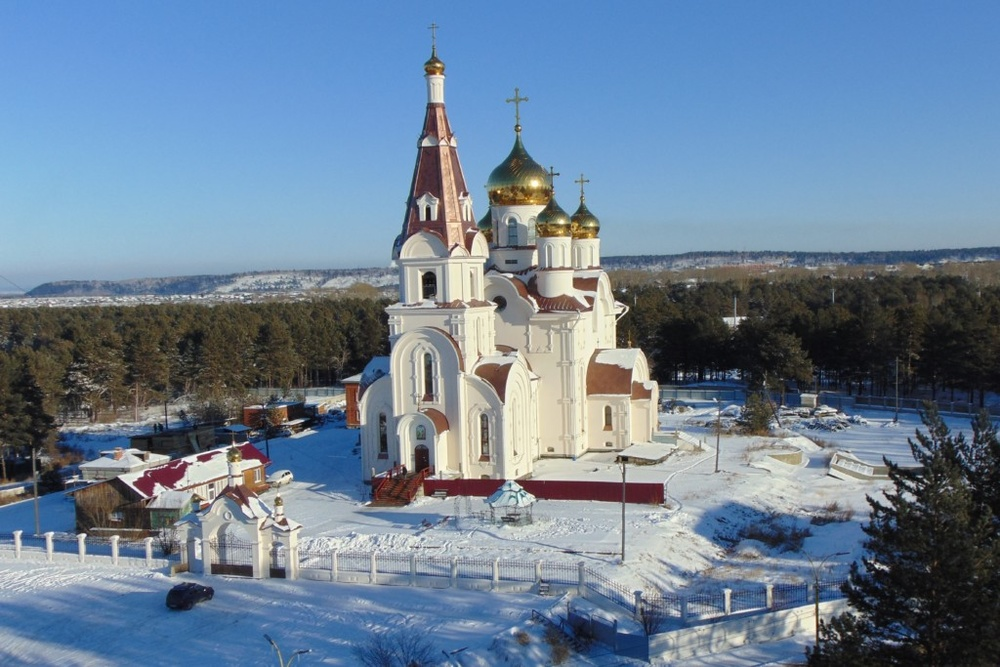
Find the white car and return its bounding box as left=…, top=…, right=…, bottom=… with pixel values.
left=267, top=469, right=293, bottom=487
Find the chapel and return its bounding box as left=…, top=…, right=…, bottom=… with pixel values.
left=355, top=43, right=658, bottom=483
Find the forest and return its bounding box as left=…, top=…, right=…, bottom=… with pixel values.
left=1, top=271, right=998, bottom=462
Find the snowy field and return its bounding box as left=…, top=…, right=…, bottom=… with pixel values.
left=0, top=401, right=981, bottom=666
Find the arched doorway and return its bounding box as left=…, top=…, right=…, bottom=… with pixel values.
left=414, top=445, right=430, bottom=473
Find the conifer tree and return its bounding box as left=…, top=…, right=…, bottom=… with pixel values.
left=809, top=409, right=1000, bottom=666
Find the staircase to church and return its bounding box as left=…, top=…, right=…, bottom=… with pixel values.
left=371, top=468, right=432, bottom=507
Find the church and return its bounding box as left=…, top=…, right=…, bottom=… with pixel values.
left=354, top=43, right=658, bottom=483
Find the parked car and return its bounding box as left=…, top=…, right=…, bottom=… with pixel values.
left=267, top=469, right=294, bottom=487
left=166, top=582, right=214, bottom=610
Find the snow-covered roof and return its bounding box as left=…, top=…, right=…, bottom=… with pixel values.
left=116, top=443, right=269, bottom=499
left=484, top=480, right=536, bottom=508
left=79, top=448, right=170, bottom=473
left=147, top=490, right=194, bottom=510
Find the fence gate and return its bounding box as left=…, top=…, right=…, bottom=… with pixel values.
left=269, top=543, right=286, bottom=579
left=208, top=534, right=254, bottom=577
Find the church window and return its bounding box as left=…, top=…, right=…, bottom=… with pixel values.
left=378, top=413, right=388, bottom=457
left=480, top=413, right=490, bottom=459
left=425, top=204, right=432, bottom=221
left=421, top=272, right=437, bottom=300
left=423, top=352, right=436, bottom=401
left=604, top=405, right=613, bottom=431
left=416, top=424, right=426, bottom=441
left=506, top=218, right=519, bottom=246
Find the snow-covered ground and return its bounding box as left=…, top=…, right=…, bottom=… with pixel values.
left=0, top=402, right=976, bottom=665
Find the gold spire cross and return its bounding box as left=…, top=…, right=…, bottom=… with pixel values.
left=428, top=23, right=439, bottom=52
left=549, top=166, right=560, bottom=189
left=506, top=87, right=528, bottom=130
left=575, top=173, right=590, bottom=200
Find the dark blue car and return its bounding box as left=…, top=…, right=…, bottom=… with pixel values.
left=166, top=582, right=214, bottom=610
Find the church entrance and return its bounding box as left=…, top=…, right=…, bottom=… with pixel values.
left=414, top=445, right=430, bottom=472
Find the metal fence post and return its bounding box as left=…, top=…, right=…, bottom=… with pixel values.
left=144, top=537, right=154, bottom=567
left=331, top=551, right=338, bottom=582
left=535, top=560, right=542, bottom=586
left=680, top=595, right=688, bottom=625
left=44, top=531, right=54, bottom=562
left=370, top=552, right=377, bottom=584
left=110, top=535, right=120, bottom=566
left=723, top=588, right=732, bottom=615
left=634, top=591, right=644, bottom=621
left=450, top=557, right=458, bottom=588
left=578, top=562, right=586, bottom=597
left=492, top=558, right=500, bottom=591
left=410, top=553, right=417, bottom=587
left=77, top=533, right=87, bottom=563
left=766, top=583, right=774, bottom=610
left=13, top=530, right=22, bottom=559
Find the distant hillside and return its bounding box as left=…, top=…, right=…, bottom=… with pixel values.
left=24, top=247, right=1000, bottom=298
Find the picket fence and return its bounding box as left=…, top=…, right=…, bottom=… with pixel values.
left=0, top=529, right=848, bottom=631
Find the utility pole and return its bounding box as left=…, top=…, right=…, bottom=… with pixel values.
left=32, top=448, right=41, bottom=535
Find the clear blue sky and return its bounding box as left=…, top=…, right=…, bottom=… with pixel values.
left=2, top=1, right=998, bottom=291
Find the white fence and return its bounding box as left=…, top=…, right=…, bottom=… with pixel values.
left=0, top=529, right=846, bottom=633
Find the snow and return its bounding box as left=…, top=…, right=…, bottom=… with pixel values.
left=0, top=401, right=981, bottom=665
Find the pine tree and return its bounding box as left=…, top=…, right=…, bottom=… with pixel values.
left=809, top=409, right=1000, bottom=666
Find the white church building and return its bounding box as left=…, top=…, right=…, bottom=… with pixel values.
left=356, top=44, right=658, bottom=483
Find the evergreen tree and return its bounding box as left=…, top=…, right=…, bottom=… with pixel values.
left=809, top=410, right=1000, bottom=666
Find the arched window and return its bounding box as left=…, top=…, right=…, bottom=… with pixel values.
left=378, top=413, right=388, bottom=455
left=604, top=405, right=613, bottom=431
left=480, top=413, right=490, bottom=459
left=416, top=424, right=426, bottom=441
left=506, top=218, right=519, bottom=246
left=423, top=353, right=435, bottom=401
left=421, top=272, right=437, bottom=300
left=424, top=204, right=432, bottom=221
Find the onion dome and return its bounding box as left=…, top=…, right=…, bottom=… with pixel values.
left=486, top=133, right=551, bottom=206
left=477, top=210, right=493, bottom=242
left=571, top=200, right=601, bottom=239
left=226, top=445, right=242, bottom=463
left=424, top=47, right=445, bottom=75
left=535, top=195, right=573, bottom=237
left=274, top=494, right=284, bottom=508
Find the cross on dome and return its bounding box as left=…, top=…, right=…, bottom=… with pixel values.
left=575, top=173, right=590, bottom=201
left=506, top=87, right=528, bottom=133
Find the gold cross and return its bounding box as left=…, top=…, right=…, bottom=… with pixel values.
left=428, top=23, right=438, bottom=52
left=549, top=166, right=560, bottom=190
left=506, top=87, right=528, bottom=129
left=575, top=173, right=590, bottom=200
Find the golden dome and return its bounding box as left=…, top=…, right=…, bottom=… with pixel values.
left=477, top=210, right=493, bottom=242
left=274, top=493, right=284, bottom=507
left=571, top=200, right=600, bottom=238
left=486, top=134, right=551, bottom=206
left=535, top=195, right=573, bottom=237
left=424, top=48, right=445, bottom=75
left=226, top=445, right=242, bottom=463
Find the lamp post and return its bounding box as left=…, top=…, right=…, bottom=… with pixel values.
left=618, top=455, right=628, bottom=563
left=714, top=399, right=722, bottom=474
left=264, top=634, right=311, bottom=666
left=807, top=551, right=849, bottom=652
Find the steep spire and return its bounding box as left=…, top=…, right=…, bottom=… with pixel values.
left=393, top=31, right=476, bottom=258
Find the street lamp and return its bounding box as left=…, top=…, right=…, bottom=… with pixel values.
left=713, top=399, right=722, bottom=474
left=807, top=551, right=849, bottom=652
left=32, top=447, right=41, bottom=535
left=264, top=634, right=311, bottom=666
left=617, top=455, right=628, bottom=563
